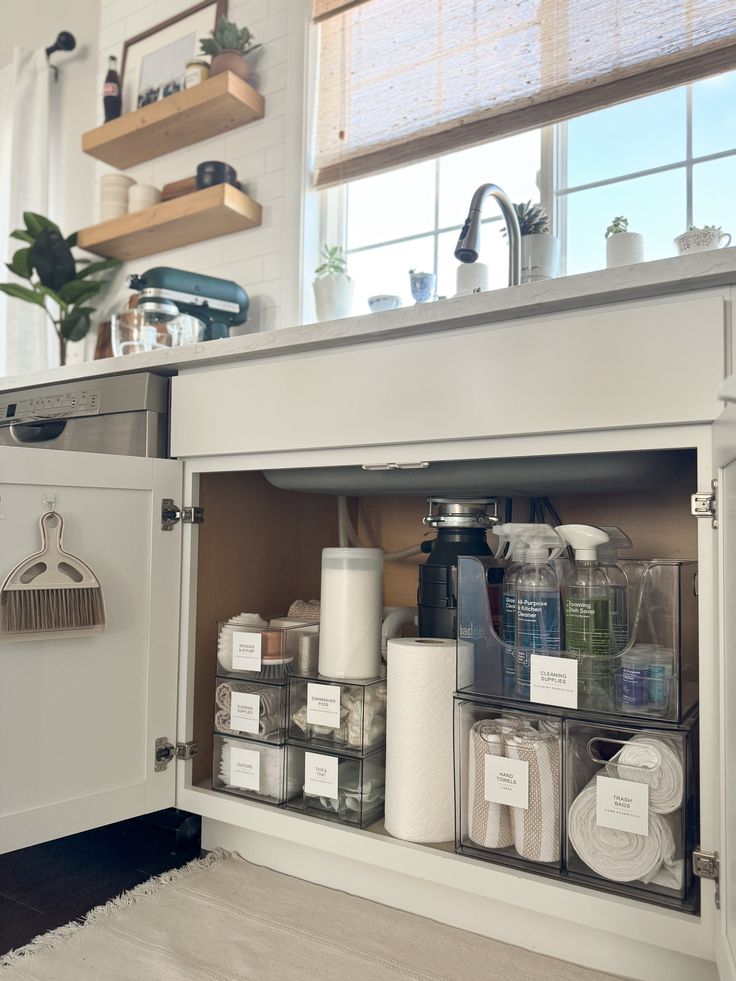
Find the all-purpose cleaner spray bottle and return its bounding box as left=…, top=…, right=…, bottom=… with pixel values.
left=514, top=526, right=565, bottom=699
left=598, top=526, right=633, bottom=654
left=556, top=524, right=613, bottom=703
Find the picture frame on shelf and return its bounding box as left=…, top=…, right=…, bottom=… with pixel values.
left=120, top=0, right=227, bottom=113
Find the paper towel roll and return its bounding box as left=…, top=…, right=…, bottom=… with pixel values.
left=385, top=637, right=456, bottom=843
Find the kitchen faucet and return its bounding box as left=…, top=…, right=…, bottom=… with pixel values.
left=455, top=184, right=521, bottom=287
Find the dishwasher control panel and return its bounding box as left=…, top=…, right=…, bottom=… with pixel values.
left=0, top=389, right=100, bottom=424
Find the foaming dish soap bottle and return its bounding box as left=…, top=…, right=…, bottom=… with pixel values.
left=514, top=526, right=565, bottom=700
left=556, top=525, right=613, bottom=704
left=598, top=526, right=633, bottom=654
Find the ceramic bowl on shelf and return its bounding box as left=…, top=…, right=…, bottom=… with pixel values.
left=368, top=294, right=401, bottom=313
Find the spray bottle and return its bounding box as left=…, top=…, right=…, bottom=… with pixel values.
left=493, top=524, right=528, bottom=697
left=514, top=526, right=565, bottom=699
left=597, top=526, right=633, bottom=654
left=555, top=524, right=613, bottom=702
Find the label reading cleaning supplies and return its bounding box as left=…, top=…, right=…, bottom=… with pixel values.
left=230, top=691, right=260, bottom=735
left=304, top=752, right=339, bottom=799
left=596, top=775, right=649, bottom=836
left=229, top=747, right=260, bottom=791
left=530, top=654, right=578, bottom=708
left=232, top=631, right=262, bottom=672
left=484, top=755, right=529, bottom=809
left=307, top=683, right=341, bottom=729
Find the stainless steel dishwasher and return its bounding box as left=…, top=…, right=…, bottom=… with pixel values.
left=0, top=373, right=169, bottom=457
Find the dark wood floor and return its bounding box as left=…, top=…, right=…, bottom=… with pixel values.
left=0, top=810, right=201, bottom=957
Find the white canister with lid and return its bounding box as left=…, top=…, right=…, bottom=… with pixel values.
left=318, top=547, right=383, bottom=680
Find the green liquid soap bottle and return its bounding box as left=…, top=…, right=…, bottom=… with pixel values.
left=598, top=526, right=633, bottom=655
left=556, top=524, right=614, bottom=705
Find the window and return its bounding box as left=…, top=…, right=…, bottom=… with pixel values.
left=322, top=70, right=736, bottom=309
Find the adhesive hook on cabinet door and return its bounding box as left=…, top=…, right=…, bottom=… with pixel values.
left=42, top=494, right=57, bottom=512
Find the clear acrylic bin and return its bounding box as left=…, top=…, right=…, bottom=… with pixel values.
left=454, top=698, right=563, bottom=874
left=214, top=677, right=288, bottom=743
left=212, top=734, right=301, bottom=805
left=564, top=717, right=698, bottom=911
left=216, top=617, right=319, bottom=681
left=285, top=745, right=386, bottom=827
left=288, top=673, right=387, bottom=754
left=457, top=556, right=698, bottom=722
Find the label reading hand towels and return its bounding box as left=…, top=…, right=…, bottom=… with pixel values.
left=307, top=683, right=341, bottom=728
left=484, top=755, right=529, bottom=809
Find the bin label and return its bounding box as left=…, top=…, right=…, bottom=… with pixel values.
left=231, top=692, right=260, bottom=735
left=232, top=631, right=262, bottom=671
left=596, top=775, right=649, bottom=836
left=307, top=683, right=341, bottom=729
left=484, top=755, right=529, bottom=809
left=530, top=654, right=578, bottom=708
left=304, top=752, right=338, bottom=800
left=230, top=747, right=260, bottom=791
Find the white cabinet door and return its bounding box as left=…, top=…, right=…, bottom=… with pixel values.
left=714, top=403, right=736, bottom=981
left=0, top=446, right=182, bottom=854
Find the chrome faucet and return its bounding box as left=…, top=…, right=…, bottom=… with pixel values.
left=455, top=183, right=521, bottom=287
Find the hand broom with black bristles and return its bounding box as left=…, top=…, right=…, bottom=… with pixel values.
left=0, top=510, right=105, bottom=634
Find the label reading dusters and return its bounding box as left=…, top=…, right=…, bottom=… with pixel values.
left=232, top=631, right=262, bottom=672
left=307, top=683, right=341, bottom=729
left=304, top=752, right=338, bottom=799
left=596, top=776, right=649, bottom=836
left=230, top=691, right=260, bottom=735
left=530, top=654, right=578, bottom=709
left=229, top=747, right=260, bottom=791
left=484, top=755, right=529, bottom=809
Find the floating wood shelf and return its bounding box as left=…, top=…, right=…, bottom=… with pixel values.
left=82, top=72, right=265, bottom=169
left=77, top=184, right=261, bottom=260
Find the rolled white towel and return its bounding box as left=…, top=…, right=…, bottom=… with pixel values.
left=568, top=777, right=678, bottom=884
left=606, top=734, right=683, bottom=814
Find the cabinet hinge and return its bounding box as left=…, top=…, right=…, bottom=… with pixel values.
left=691, top=479, right=718, bottom=528
left=154, top=737, right=199, bottom=771
left=161, top=498, right=205, bottom=531
left=693, top=847, right=720, bottom=908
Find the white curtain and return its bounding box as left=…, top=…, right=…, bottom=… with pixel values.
left=0, top=47, right=54, bottom=377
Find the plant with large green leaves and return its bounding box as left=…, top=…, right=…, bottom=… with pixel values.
left=0, top=212, right=120, bottom=366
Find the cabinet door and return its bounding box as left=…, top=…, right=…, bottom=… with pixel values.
left=0, top=446, right=182, bottom=854
left=714, top=403, right=736, bottom=981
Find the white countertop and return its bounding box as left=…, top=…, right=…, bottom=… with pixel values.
left=2, top=248, right=735, bottom=395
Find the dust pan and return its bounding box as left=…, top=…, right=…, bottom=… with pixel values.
left=0, top=510, right=106, bottom=634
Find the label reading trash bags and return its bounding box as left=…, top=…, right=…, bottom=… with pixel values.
left=596, top=775, right=649, bottom=836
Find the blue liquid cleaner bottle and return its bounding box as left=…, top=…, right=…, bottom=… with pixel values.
left=513, top=526, right=565, bottom=700
left=598, top=526, right=633, bottom=655
left=556, top=524, right=614, bottom=706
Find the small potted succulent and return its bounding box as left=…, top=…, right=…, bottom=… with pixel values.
left=605, top=216, right=644, bottom=268
left=200, top=16, right=261, bottom=82
left=313, top=244, right=354, bottom=321
left=501, top=202, right=559, bottom=282
left=674, top=224, right=732, bottom=254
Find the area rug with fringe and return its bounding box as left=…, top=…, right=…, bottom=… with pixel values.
left=0, top=849, right=626, bottom=981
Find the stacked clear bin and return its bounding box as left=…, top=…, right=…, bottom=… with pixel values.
left=286, top=672, right=387, bottom=828
left=453, top=555, right=700, bottom=911
left=212, top=616, right=318, bottom=806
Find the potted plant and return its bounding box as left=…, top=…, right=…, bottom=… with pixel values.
left=0, top=212, right=119, bottom=365
left=605, top=216, right=644, bottom=268
left=501, top=202, right=559, bottom=283
left=313, top=244, right=354, bottom=321
left=200, top=16, right=261, bottom=82
left=674, top=224, right=732, bottom=254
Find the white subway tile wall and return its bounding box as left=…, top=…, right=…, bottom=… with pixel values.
left=94, top=0, right=307, bottom=333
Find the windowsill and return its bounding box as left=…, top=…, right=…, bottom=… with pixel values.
left=2, top=248, right=736, bottom=395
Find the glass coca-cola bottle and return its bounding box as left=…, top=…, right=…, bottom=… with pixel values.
left=104, top=55, right=121, bottom=121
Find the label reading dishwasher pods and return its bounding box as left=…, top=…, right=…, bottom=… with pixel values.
left=232, top=631, right=262, bottom=671
left=229, top=747, right=260, bottom=791
left=230, top=692, right=260, bottom=735
left=304, top=752, right=339, bottom=799
left=307, top=683, right=341, bottom=728
left=484, top=755, right=529, bottom=809
left=596, top=776, right=649, bottom=836
left=530, top=654, right=578, bottom=708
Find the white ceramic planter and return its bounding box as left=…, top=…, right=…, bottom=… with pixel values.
left=313, top=274, right=355, bottom=321
left=606, top=231, right=644, bottom=268
left=521, top=234, right=560, bottom=283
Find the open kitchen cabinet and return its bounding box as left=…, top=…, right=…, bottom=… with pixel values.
left=171, top=421, right=721, bottom=981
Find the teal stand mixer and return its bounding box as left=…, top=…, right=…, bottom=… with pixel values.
left=127, top=267, right=250, bottom=341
